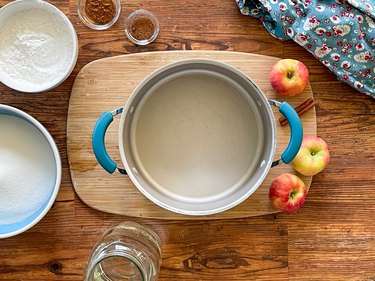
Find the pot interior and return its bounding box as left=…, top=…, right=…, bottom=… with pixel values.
left=121, top=61, right=275, bottom=215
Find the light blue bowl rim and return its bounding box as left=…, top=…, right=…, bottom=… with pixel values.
left=0, top=104, right=61, bottom=239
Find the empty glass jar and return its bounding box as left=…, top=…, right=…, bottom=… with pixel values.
left=84, top=222, right=162, bottom=281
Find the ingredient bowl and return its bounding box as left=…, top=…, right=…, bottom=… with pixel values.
left=0, top=0, right=78, bottom=93
left=77, top=0, right=121, bottom=30
left=0, top=104, right=61, bottom=238
left=125, top=9, right=160, bottom=45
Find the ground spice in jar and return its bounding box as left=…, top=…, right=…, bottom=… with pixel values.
left=85, top=0, right=116, bottom=25
left=129, top=16, right=155, bottom=41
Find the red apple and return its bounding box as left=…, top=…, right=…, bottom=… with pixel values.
left=291, top=136, right=330, bottom=176
left=269, top=59, right=309, bottom=96
left=269, top=173, right=307, bottom=212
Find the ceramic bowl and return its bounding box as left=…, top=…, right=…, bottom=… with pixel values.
left=0, top=104, right=61, bottom=239
left=0, top=0, right=78, bottom=93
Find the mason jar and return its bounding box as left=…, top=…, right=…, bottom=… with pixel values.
left=84, top=221, right=162, bottom=281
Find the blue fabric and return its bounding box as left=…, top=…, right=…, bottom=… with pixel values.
left=236, top=0, right=375, bottom=98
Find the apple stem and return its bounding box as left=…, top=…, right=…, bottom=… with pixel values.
left=287, top=70, right=294, bottom=79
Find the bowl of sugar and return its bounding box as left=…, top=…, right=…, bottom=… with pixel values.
left=0, top=0, right=78, bottom=93
left=0, top=104, right=61, bottom=239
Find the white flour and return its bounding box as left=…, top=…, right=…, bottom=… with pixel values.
left=0, top=8, right=74, bottom=90
left=0, top=115, right=56, bottom=225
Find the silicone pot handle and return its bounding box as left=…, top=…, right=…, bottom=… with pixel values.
left=269, top=100, right=303, bottom=166
left=92, top=108, right=127, bottom=174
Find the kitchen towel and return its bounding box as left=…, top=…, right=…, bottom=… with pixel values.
left=236, top=0, right=375, bottom=98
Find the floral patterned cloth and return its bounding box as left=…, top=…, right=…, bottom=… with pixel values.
left=236, top=0, right=375, bottom=98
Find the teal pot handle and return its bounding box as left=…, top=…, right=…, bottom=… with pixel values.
left=92, top=107, right=127, bottom=174
left=269, top=100, right=303, bottom=167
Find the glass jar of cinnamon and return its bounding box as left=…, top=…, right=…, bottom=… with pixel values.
left=78, top=0, right=121, bottom=30
left=125, top=9, right=159, bottom=45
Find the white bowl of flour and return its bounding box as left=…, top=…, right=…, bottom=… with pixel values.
left=0, top=0, right=78, bottom=93
left=0, top=104, right=61, bottom=238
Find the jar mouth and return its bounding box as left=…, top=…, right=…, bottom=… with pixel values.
left=114, top=222, right=163, bottom=255
left=85, top=253, right=146, bottom=281
left=84, top=222, right=162, bottom=281
left=124, top=9, right=160, bottom=45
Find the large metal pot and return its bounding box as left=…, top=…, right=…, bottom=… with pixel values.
left=92, top=59, right=303, bottom=216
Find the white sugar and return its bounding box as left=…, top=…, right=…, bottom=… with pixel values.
left=0, top=115, right=56, bottom=225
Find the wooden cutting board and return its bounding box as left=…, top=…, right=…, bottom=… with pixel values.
left=67, top=51, right=316, bottom=219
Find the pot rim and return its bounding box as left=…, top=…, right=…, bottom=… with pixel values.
left=118, top=58, right=276, bottom=216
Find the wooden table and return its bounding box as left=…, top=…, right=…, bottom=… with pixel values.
left=1, top=0, right=374, bottom=280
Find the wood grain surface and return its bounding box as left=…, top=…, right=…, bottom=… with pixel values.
left=0, top=0, right=374, bottom=280
left=67, top=51, right=316, bottom=219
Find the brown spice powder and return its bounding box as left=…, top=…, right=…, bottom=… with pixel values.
left=130, top=17, right=155, bottom=41
left=85, top=0, right=116, bottom=25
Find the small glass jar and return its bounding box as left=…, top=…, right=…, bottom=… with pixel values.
left=84, top=222, right=162, bottom=281
left=77, top=0, right=121, bottom=30
left=125, top=9, right=160, bottom=45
